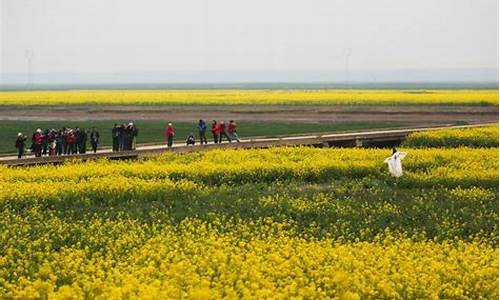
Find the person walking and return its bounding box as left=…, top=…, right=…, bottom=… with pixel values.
left=165, top=123, right=175, bottom=148
left=227, top=120, right=240, bottom=142
left=197, top=119, right=208, bottom=145
left=384, top=148, right=408, bottom=178
left=211, top=120, right=219, bottom=144
left=218, top=121, right=231, bottom=143
left=15, top=133, right=27, bottom=159
left=90, top=127, right=100, bottom=153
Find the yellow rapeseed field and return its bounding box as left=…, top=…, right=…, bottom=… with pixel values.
left=403, top=124, right=498, bottom=148
left=0, top=89, right=497, bottom=106
left=0, top=146, right=498, bottom=299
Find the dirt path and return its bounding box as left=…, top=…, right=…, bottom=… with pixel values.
left=0, top=105, right=497, bottom=124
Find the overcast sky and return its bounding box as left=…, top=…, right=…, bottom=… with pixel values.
left=1, top=0, right=498, bottom=80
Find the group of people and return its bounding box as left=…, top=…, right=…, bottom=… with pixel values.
left=12, top=121, right=408, bottom=179
left=14, top=120, right=240, bottom=158
left=111, top=123, right=139, bottom=151
left=15, top=127, right=100, bottom=159
left=165, top=119, right=240, bottom=148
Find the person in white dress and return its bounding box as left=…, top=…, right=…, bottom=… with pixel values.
left=384, top=148, right=407, bottom=178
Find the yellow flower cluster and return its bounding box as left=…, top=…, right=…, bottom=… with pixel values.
left=403, top=124, right=499, bottom=148
left=0, top=146, right=497, bottom=298
left=0, top=89, right=497, bottom=106
left=1, top=147, right=497, bottom=189
left=2, top=228, right=497, bottom=299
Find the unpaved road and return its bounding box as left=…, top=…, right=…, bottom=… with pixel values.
left=0, top=105, right=497, bottom=124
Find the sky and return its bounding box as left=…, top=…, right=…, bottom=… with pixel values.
left=1, top=0, right=498, bottom=83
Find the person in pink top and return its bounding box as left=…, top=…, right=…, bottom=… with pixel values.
left=165, top=123, right=175, bottom=148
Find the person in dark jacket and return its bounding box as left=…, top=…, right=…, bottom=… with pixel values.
left=198, top=119, right=208, bottom=145
left=123, top=123, right=137, bottom=150
left=74, top=127, right=82, bottom=154
left=112, top=124, right=120, bottom=152
left=90, top=127, right=100, bottom=153
left=186, top=133, right=196, bottom=146
left=61, top=127, right=67, bottom=154
left=15, top=132, right=27, bottom=159
left=80, top=129, right=88, bottom=154
left=118, top=124, right=126, bottom=151
left=122, top=124, right=131, bottom=151
left=56, top=129, right=64, bottom=156
left=42, top=129, right=49, bottom=156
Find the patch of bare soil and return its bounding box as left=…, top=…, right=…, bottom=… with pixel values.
left=0, top=105, right=497, bottom=124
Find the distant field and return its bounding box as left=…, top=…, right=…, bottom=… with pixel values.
left=403, top=124, right=499, bottom=148
left=0, top=120, right=409, bottom=154
left=0, top=89, right=497, bottom=106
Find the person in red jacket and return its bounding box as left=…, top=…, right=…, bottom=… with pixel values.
left=227, top=120, right=240, bottom=142
left=218, top=121, right=231, bottom=143
left=165, top=123, right=175, bottom=148
left=32, top=128, right=43, bottom=157
left=211, top=120, right=219, bottom=144
left=66, top=129, right=76, bottom=154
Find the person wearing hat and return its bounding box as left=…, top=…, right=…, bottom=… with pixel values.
left=65, top=128, right=76, bottom=155
left=32, top=129, right=44, bottom=157
left=165, top=123, right=175, bottom=148
left=15, top=132, right=27, bottom=159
